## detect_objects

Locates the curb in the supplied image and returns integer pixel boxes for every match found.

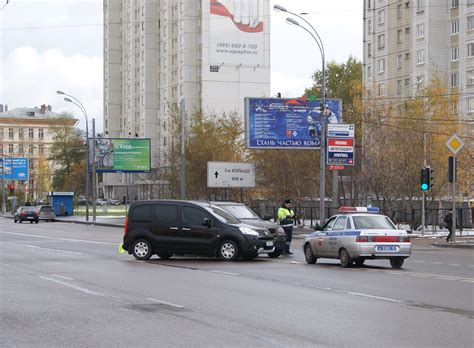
[54,219,123,228]
[431,242,474,249]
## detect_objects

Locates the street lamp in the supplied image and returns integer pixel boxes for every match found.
[274,5,328,223]
[57,90,90,221]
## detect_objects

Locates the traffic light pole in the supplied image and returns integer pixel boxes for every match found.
[1,153,5,215]
[421,133,426,236]
[452,156,456,243]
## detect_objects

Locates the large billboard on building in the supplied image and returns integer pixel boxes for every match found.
[208,0,267,66]
[245,97,342,149]
[0,157,29,180]
[92,138,151,173]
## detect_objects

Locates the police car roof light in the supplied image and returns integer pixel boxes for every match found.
[338,206,380,213]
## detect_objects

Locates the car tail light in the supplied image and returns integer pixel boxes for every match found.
[372,236,398,243]
[20,212,26,216]
[398,236,410,243]
[124,216,129,236]
[356,235,368,242]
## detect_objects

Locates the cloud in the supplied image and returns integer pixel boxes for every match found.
[1,46,103,131]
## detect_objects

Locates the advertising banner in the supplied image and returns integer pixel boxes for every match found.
[208,0,267,66]
[93,138,151,173]
[245,97,342,149]
[0,157,29,180]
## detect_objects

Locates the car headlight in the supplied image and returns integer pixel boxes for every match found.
[277,226,285,234]
[240,227,260,236]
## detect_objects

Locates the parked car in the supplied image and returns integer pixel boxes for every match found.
[121,200,275,261]
[107,198,121,206]
[211,201,286,258]
[36,205,56,222]
[14,206,39,224]
[303,207,411,269]
[96,198,108,206]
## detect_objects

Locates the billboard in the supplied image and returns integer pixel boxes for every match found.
[92,138,151,173]
[245,97,342,149]
[0,157,29,180]
[208,0,267,66]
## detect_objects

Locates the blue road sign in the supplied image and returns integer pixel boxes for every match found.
[0,158,29,180]
[245,97,342,149]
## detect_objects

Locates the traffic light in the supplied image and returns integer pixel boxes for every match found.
[429,167,434,189]
[420,167,430,191]
[448,156,457,183]
[9,184,14,195]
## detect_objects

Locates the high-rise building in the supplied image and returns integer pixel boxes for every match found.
[363,0,474,115]
[103,0,270,199]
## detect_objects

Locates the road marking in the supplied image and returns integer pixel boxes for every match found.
[50,274,74,280]
[0,231,116,246]
[23,244,85,255]
[145,298,184,309]
[290,261,300,264]
[39,276,107,297]
[210,270,239,276]
[355,267,474,283]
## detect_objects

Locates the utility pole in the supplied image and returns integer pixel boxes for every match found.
[180,99,186,200]
[422,132,426,236]
[92,119,97,222]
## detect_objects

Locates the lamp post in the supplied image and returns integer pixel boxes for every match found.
[274,5,328,223]
[57,90,90,221]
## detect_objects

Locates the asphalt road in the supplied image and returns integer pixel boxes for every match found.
[1,221,473,347]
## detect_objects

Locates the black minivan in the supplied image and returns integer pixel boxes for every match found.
[122,200,276,261]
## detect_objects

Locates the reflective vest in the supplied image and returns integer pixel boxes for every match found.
[278,207,294,227]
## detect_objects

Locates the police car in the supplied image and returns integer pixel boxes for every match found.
[303,207,411,269]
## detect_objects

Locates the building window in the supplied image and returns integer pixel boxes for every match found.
[18,129,24,139]
[0,128,3,139]
[29,128,34,139]
[417,49,424,64]
[467,70,474,86]
[8,144,13,154]
[378,9,385,25]
[38,129,44,139]
[451,47,459,61]
[416,75,424,90]
[468,97,474,113]
[452,101,458,114]
[450,72,459,87]
[397,4,402,18]
[367,19,372,34]
[367,42,372,57]
[367,66,373,80]
[38,145,44,154]
[451,20,459,35]
[405,78,410,86]
[9,128,13,139]
[397,30,402,44]
[416,23,424,38]
[417,0,425,12]
[378,34,385,49]
[405,27,410,34]
[378,83,386,96]
[378,58,385,73]
[18,144,24,155]
[397,80,403,95]
[468,43,474,57]
[397,54,402,69]
[468,16,474,31]
[28,145,34,154]
[451,0,459,8]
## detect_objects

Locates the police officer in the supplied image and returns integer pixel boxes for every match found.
[278,198,295,255]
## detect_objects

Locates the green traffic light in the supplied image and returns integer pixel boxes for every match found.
[421,183,428,190]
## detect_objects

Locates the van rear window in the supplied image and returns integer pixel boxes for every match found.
[41,206,54,212]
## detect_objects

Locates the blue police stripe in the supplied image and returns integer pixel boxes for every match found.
[326,230,361,237]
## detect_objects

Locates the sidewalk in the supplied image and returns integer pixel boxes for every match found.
[3,214,473,249]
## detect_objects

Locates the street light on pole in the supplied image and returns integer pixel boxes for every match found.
[57,90,90,221]
[274,4,328,223]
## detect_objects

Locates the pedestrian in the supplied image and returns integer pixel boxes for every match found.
[444,210,454,242]
[59,202,65,217]
[25,201,31,206]
[278,198,295,255]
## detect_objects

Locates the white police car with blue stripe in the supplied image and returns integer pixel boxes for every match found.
[303,207,411,268]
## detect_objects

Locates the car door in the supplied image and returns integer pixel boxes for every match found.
[328,216,348,257]
[181,205,221,253]
[317,216,337,257]
[148,203,181,252]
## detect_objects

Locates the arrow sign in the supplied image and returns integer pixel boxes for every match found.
[207,161,256,188]
[214,171,219,178]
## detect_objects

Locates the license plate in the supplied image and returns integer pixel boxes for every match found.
[27,217,34,219]
[266,241,274,247]
[376,245,397,252]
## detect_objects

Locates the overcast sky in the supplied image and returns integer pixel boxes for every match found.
[0,0,363,132]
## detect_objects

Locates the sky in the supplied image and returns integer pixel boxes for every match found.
[0,0,363,132]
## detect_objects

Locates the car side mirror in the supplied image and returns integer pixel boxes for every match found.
[314,224,322,231]
[262,214,272,221]
[202,218,212,228]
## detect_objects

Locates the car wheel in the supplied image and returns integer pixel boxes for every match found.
[30,221,33,224]
[339,248,352,268]
[35,220,39,224]
[14,219,17,223]
[132,239,153,260]
[304,244,317,264]
[354,259,365,266]
[268,251,282,258]
[218,240,239,261]
[157,253,173,260]
[390,257,404,269]
[19,220,22,223]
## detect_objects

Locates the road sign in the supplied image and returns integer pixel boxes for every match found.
[326,137,355,166]
[0,158,29,180]
[328,165,345,170]
[445,134,464,155]
[327,124,354,138]
[207,162,256,188]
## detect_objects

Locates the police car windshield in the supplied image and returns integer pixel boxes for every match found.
[352,215,396,229]
[205,206,240,224]
[219,205,258,219]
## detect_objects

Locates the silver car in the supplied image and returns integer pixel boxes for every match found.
[303,208,411,269]
[36,205,56,222]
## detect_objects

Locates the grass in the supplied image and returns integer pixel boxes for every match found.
[74,205,127,216]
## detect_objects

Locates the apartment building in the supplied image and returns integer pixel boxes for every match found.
[363,0,474,115]
[103,0,271,198]
[0,104,78,199]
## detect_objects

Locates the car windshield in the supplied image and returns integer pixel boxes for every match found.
[219,205,258,219]
[20,206,36,212]
[41,206,54,212]
[352,215,396,229]
[204,206,240,224]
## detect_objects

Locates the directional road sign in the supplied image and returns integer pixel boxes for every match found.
[207,162,256,188]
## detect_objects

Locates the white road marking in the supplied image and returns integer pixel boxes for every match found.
[23,244,85,255]
[210,270,239,276]
[0,231,116,246]
[145,298,184,309]
[50,274,74,280]
[39,276,107,297]
[290,261,300,264]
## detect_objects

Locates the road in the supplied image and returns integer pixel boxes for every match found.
[1,221,473,347]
